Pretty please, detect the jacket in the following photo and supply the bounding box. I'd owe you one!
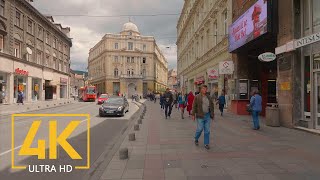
[192,94,215,119]
[218,95,226,105]
[163,91,173,105]
[250,94,262,112]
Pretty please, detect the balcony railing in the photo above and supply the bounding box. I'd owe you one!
[120,74,143,79]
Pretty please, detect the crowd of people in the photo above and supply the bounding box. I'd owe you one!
[155,85,262,150]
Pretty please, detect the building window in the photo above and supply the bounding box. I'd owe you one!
[53,58,57,69]
[131,57,134,63]
[303,0,310,31]
[127,69,130,75]
[45,32,50,44]
[14,40,21,58]
[313,0,320,31]
[59,61,62,71]
[59,42,63,52]
[64,44,68,54]
[127,57,130,63]
[64,63,67,73]
[128,42,133,50]
[0,34,3,52]
[53,38,57,49]
[15,11,21,27]
[213,21,217,45]
[115,43,118,49]
[114,56,118,62]
[143,44,146,51]
[223,10,228,35]
[143,57,146,63]
[37,51,42,64]
[27,19,33,34]
[131,69,134,75]
[0,0,5,17]
[114,68,119,77]
[38,26,43,40]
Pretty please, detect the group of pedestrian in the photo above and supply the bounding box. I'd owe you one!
[158,85,262,150]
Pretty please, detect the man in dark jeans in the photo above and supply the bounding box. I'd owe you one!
[163,88,173,119]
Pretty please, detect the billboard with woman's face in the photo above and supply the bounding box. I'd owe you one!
[228,0,268,52]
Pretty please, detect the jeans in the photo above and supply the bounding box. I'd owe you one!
[219,104,224,113]
[165,103,172,117]
[252,110,260,129]
[194,113,211,145]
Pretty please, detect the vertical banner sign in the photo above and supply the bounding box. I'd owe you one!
[219,61,234,75]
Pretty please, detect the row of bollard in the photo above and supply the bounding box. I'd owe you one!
[119,105,147,160]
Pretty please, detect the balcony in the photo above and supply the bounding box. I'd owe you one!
[120,74,143,79]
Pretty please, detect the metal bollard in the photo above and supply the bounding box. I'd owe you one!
[129,133,136,141]
[134,124,140,131]
[119,148,128,160]
[138,119,142,124]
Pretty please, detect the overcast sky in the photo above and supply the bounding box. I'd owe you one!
[31,0,183,71]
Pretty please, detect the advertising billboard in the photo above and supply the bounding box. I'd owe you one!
[228,0,268,52]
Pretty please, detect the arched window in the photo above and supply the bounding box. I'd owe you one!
[114,68,118,77]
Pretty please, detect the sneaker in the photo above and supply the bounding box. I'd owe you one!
[204,145,210,150]
[195,140,199,146]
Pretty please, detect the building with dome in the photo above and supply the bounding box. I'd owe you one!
[88,22,168,97]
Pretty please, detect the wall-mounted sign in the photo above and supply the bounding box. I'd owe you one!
[15,68,29,76]
[207,67,219,79]
[228,0,268,52]
[219,61,234,75]
[258,52,276,62]
[295,32,320,49]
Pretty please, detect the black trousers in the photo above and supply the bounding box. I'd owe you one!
[219,104,225,113]
[165,103,172,117]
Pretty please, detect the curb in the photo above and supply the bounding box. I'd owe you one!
[83,102,146,180]
[294,126,320,136]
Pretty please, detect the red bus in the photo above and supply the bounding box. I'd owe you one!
[79,86,96,102]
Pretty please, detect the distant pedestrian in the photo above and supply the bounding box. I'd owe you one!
[163,88,173,119]
[250,89,262,130]
[178,92,188,119]
[172,91,178,108]
[217,91,226,116]
[192,85,215,150]
[187,91,195,117]
[17,90,24,105]
[160,93,165,110]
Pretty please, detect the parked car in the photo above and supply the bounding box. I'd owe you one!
[97,94,109,104]
[99,96,129,117]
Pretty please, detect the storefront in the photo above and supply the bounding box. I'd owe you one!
[14,68,29,103]
[207,67,219,98]
[32,78,41,101]
[229,0,278,116]
[0,72,8,104]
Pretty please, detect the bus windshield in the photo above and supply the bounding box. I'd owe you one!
[87,87,96,94]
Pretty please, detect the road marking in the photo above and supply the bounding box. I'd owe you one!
[0,118,89,157]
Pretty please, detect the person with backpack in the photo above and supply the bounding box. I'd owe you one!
[250,89,262,130]
[217,91,226,116]
[178,92,188,119]
[17,90,24,105]
[192,84,215,150]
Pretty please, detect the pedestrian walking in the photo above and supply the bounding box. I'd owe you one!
[163,88,173,119]
[17,90,24,105]
[178,92,188,119]
[192,85,215,150]
[250,89,262,130]
[154,93,157,103]
[217,91,226,116]
[160,93,165,110]
[172,91,178,108]
[187,91,195,117]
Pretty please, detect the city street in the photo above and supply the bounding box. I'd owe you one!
[0,100,142,180]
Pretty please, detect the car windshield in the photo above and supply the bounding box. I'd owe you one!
[104,98,123,105]
[99,95,108,98]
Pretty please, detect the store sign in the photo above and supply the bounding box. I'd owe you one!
[60,77,68,85]
[15,68,29,76]
[219,61,234,75]
[228,0,268,52]
[195,76,205,85]
[207,67,219,79]
[258,52,276,62]
[295,32,320,49]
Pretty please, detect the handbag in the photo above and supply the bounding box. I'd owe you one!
[246,104,252,112]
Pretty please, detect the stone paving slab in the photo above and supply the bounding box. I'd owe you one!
[99,101,320,180]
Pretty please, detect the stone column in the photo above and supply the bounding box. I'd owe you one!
[27,77,32,102]
[8,73,14,104]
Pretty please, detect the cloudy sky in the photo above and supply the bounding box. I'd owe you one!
[31,0,183,71]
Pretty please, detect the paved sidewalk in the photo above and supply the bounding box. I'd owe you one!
[99,101,320,180]
[0,99,75,115]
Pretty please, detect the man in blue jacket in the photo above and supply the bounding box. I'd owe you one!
[250,89,262,130]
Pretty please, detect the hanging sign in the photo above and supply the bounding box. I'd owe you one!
[219,61,234,75]
[258,52,276,62]
[207,67,219,79]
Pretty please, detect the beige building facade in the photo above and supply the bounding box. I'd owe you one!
[177,0,232,100]
[88,22,168,97]
[168,69,177,90]
[0,0,72,104]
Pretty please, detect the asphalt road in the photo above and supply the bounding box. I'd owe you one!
[0,101,140,180]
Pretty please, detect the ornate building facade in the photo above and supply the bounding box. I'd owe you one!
[88,22,168,97]
[177,0,232,99]
[0,0,72,104]
[168,69,177,90]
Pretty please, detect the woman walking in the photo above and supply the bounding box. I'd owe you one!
[178,92,188,119]
[187,91,195,117]
[250,89,262,130]
[217,91,226,116]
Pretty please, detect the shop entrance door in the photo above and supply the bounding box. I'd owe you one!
[314,72,320,129]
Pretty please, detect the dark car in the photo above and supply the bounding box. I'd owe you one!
[99,96,129,117]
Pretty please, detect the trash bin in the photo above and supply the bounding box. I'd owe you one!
[265,104,280,127]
